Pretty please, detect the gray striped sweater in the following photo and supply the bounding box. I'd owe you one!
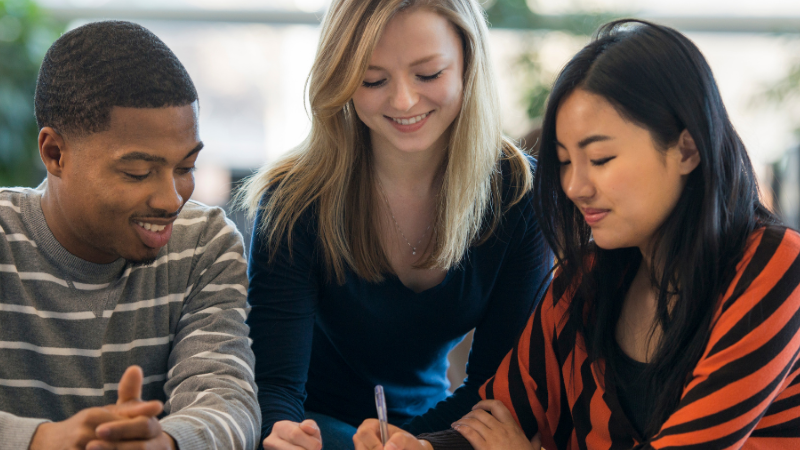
[0,186,260,449]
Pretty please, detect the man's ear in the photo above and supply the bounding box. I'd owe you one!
[677,129,701,175]
[38,127,68,178]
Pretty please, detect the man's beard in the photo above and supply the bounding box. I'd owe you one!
[126,256,158,268]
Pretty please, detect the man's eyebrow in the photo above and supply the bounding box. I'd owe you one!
[185,142,204,159]
[118,152,166,164]
[367,54,442,71]
[117,142,204,164]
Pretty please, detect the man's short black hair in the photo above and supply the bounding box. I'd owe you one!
[34,20,198,136]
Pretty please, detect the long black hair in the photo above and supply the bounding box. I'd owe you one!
[533,19,779,438]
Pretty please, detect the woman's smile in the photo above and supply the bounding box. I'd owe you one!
[385,110,434,132]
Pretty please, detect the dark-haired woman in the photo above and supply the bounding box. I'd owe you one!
[353,19,800,450]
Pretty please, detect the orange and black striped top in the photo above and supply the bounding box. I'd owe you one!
[476,226,800,449]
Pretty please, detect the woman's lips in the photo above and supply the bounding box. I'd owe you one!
[385,111,432,133]
[582,208,609,226]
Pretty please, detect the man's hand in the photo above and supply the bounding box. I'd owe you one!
[87,366,176,450]
[28,407,126,450]
[353,419,433,450]
[451,400,541,450]
[263,419,323,450]
[28,366,176,450]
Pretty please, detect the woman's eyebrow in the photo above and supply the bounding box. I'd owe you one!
[577,135,613,149]
[555,135,613,150]
[367,54,443,71]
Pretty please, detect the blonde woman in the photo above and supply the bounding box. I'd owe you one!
[239,0,552,448]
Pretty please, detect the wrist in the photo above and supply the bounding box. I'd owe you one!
[163,431,178,450]
[28,422,53,450]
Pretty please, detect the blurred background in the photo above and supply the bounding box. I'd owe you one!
[2,0,800,387]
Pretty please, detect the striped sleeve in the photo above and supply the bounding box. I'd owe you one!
[478,274,572,450]
[420,294,558,450]
[159,208,261,450]
[648,227,800,449]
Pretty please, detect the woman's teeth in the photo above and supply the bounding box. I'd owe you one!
[392,112,429,125]
[136,221,166,232]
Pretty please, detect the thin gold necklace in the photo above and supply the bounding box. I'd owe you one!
[376,178,431,256]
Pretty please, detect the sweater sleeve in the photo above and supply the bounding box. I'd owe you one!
[247,204,319,441]
[645,228,800,449]
[417,430,473,449]
[421,281,564,450]
[159,208,261,450]
[0,413,48,450]
[404,193,553,435]
[478,280,568,450]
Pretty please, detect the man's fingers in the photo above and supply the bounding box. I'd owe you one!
[85,440,114,450]
[80,407,126,427]
[116,366,144,404]
[95,415,162,441]
[108,400,163,419]
[87,440,164,450]
[471,399,516,425]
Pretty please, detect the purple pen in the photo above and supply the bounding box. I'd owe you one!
[374,385,389,445]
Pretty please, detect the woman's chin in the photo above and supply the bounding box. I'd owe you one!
[591,233,627,251]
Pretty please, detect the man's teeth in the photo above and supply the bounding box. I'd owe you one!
[135,221,166,232]
[392,112,428,125]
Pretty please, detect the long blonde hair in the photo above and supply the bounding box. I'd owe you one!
[238,0,532,283]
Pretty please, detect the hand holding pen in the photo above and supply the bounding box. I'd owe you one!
[352,422,434,450]
[351,386,434,450]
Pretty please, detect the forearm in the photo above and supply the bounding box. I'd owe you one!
[164,298,260,449]
[257,383,308,440]
[163,214,260,449]
[248,206,320,441]
[402,384,481,434]
[163,317,260,449]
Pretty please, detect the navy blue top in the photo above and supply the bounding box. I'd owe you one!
[247,158,553,440]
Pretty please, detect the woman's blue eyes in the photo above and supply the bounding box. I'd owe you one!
[361,70,444,89]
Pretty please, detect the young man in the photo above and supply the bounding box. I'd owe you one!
[0,21,259,449]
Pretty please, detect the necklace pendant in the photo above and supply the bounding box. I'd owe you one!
[412,251,416,255]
